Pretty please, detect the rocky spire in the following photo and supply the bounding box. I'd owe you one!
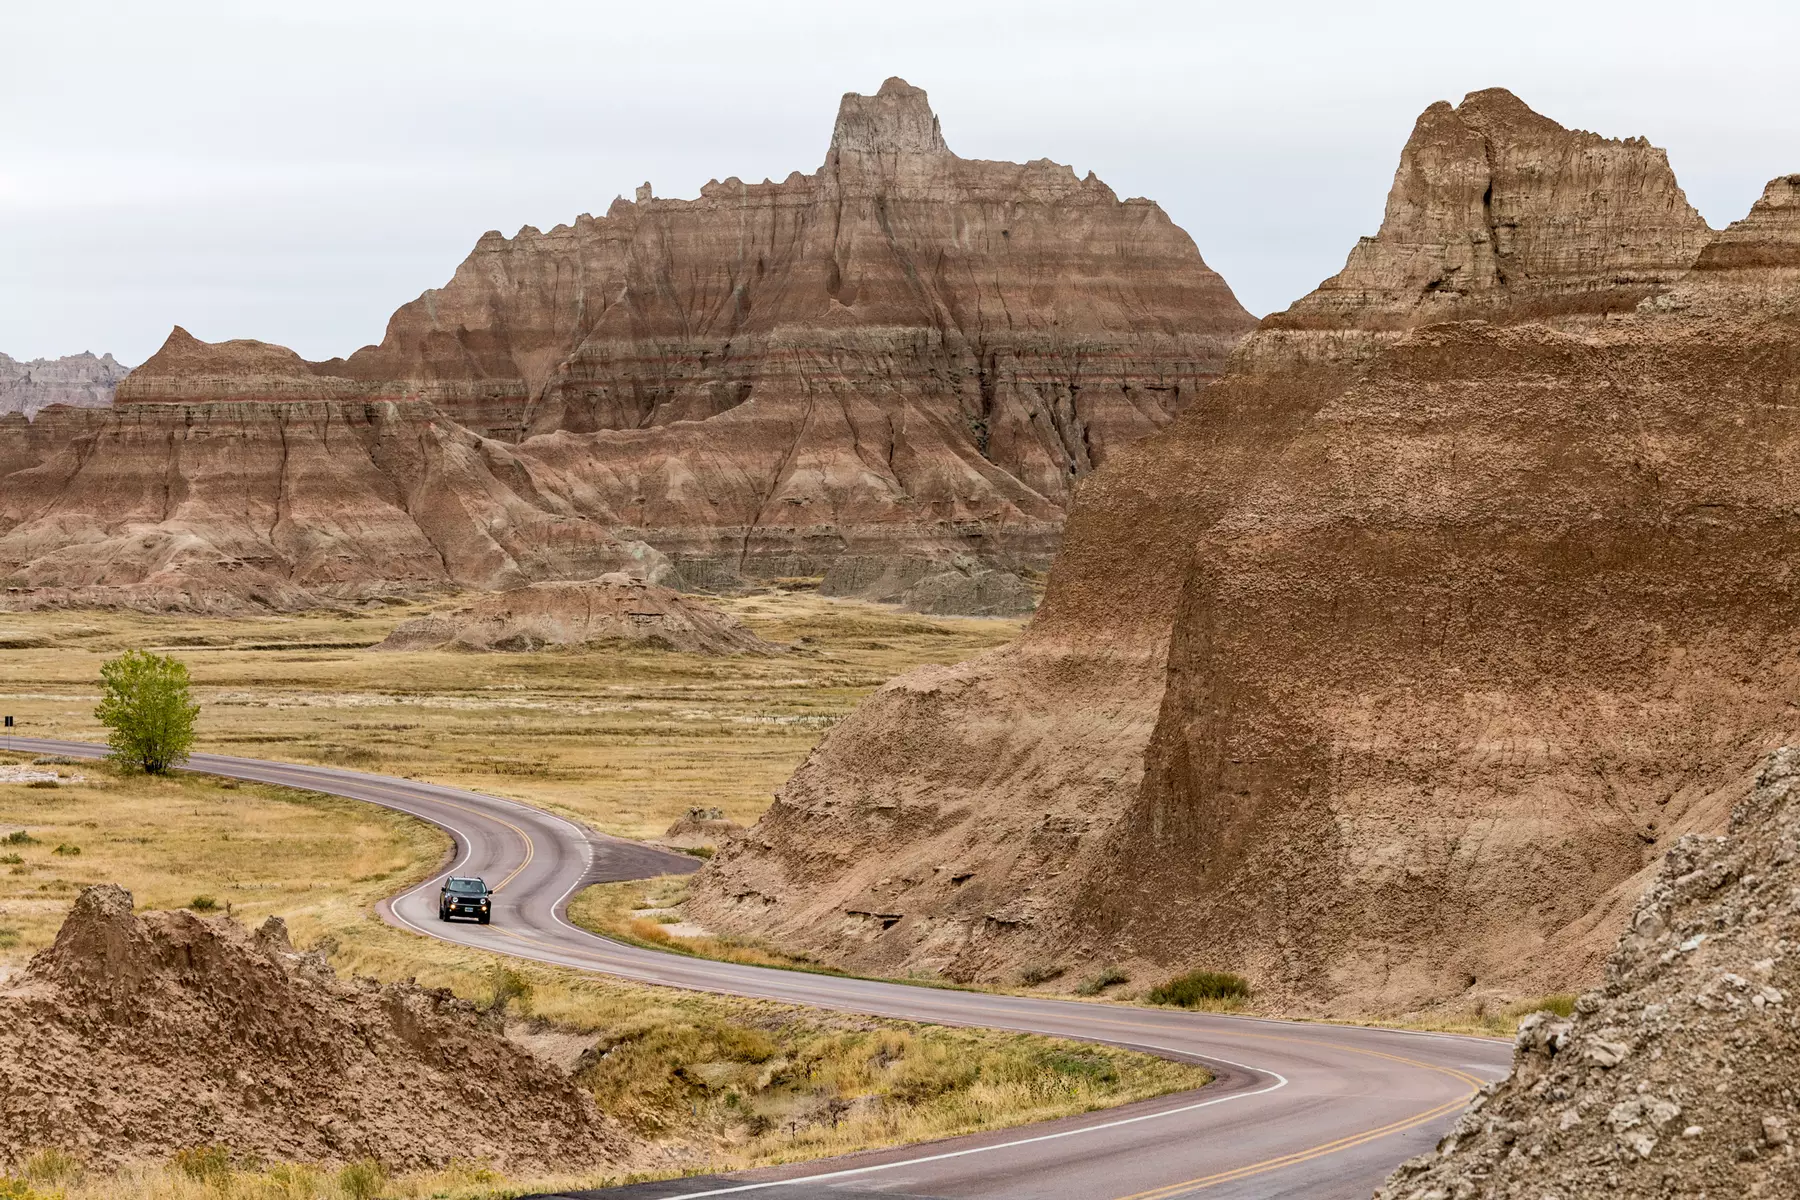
[1271,87,1710,338]
[826,76,951,175]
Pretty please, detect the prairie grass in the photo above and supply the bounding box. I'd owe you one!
[0,593,1021,839]
[0,595,1216,1196]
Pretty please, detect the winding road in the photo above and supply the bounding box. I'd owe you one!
[1,736,1510,1199]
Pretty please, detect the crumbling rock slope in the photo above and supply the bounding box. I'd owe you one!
[691,91,1800,1017]
[1379,748,1800,1200]
[36,78,1250,608]
[0,886,630,1173]
[0,351,128,418]
[375,576,775,654]
[0,401,670,614]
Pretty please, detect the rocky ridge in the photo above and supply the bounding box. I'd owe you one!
[59,78,1253,609]
[0,885,631,1173]
[375,576,776,654]
[1378,748,1800,1200]
[690,91,1800,1017]
[0,351,128,418]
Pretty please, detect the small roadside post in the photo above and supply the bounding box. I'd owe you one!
[3,715,11,728]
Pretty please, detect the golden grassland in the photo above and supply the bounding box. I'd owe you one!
[0,593,1020,839]
[0,595,1212,1197]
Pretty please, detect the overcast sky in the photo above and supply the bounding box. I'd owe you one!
[5,0,1798,365]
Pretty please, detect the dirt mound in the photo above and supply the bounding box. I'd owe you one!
[663,806,745,851]
[375,577,775,654]
[690,91,1800,1016]
[1381,748,1800,1199]
[0,886,632,1173]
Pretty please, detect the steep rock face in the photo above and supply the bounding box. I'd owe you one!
[1379,749,1800,1200]
[690,94,1790,1017]
[0,886,631,1172]
[0,401,668,613]
[96,79,1251,601]
[0,351,128,418]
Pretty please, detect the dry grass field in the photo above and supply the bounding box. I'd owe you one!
[0,593,1020,839]
[0,594,1214,1197]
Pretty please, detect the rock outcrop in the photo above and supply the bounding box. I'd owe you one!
[65,78,1250,607]
[690,92,1800,1017]
[375,577,774,654]
[0,351,128,418]
[0,401,669,614]
[0,886,632,1173]
[1379,749,1800,1200]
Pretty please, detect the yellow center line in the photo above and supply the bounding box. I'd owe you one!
[302,756,1486,1200]
[1108,1093,1470,1199]
[338,779,538,895]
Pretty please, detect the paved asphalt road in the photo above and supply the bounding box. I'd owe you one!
[1,736,1512,1200]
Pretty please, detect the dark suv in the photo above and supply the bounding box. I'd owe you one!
[438,876,492,924]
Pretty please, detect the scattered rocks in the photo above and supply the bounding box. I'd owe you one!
[1377,748,1800,1198]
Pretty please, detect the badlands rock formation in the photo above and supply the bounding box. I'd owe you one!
[375,576,775,654]
[1379,749,1800,1200]
[0,400,669,613]
[60,78,1251,608]
[0,886,630,1173]
[0,351,127,417]
[692,91,1800,1016]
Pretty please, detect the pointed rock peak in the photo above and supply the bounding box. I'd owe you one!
[829,76,950,164]
[165,325,202,348]
[1453,86,1564,135]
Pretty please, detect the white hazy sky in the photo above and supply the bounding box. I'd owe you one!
[5,0,1798,365]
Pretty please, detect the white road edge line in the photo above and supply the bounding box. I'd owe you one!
[624,1058,1289,1199]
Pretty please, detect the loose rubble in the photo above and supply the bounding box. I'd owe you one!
[1378,748,1800,1198]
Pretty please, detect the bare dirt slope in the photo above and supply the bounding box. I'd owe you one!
[0,886,632,1173]
[691,93,1800,1017]
[376,577,776,654]
[1380,747,1800,1199]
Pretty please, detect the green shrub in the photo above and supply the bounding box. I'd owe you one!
[0,928,19,949]
[1019,964,1066,986]
[1147,969,1252,1008]
[0,854,21,866]
[1,831,36,846]
[485,965,533,1015]
[172,1145,232,1183]
[1074,966,1129,996]
[23,1147,80,1185]
[50,844,79,857]
[188,896,220,912]
[336,1158,387,1200]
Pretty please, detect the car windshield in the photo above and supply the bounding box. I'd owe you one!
[446,879,487,894]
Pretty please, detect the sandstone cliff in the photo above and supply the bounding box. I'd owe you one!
[0,351,128,418]
[689,92,1800,1019]
[82,78,1251,605]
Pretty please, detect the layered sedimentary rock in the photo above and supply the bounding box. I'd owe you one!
[375,576,774,654]
[0,401,668,613]
[82,78,1251,605]
[0,886,632,1173]
[1379,749,1800,1199]
[0,351,128,417]
[691,92,1800,1017]
[116,326,362,405]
